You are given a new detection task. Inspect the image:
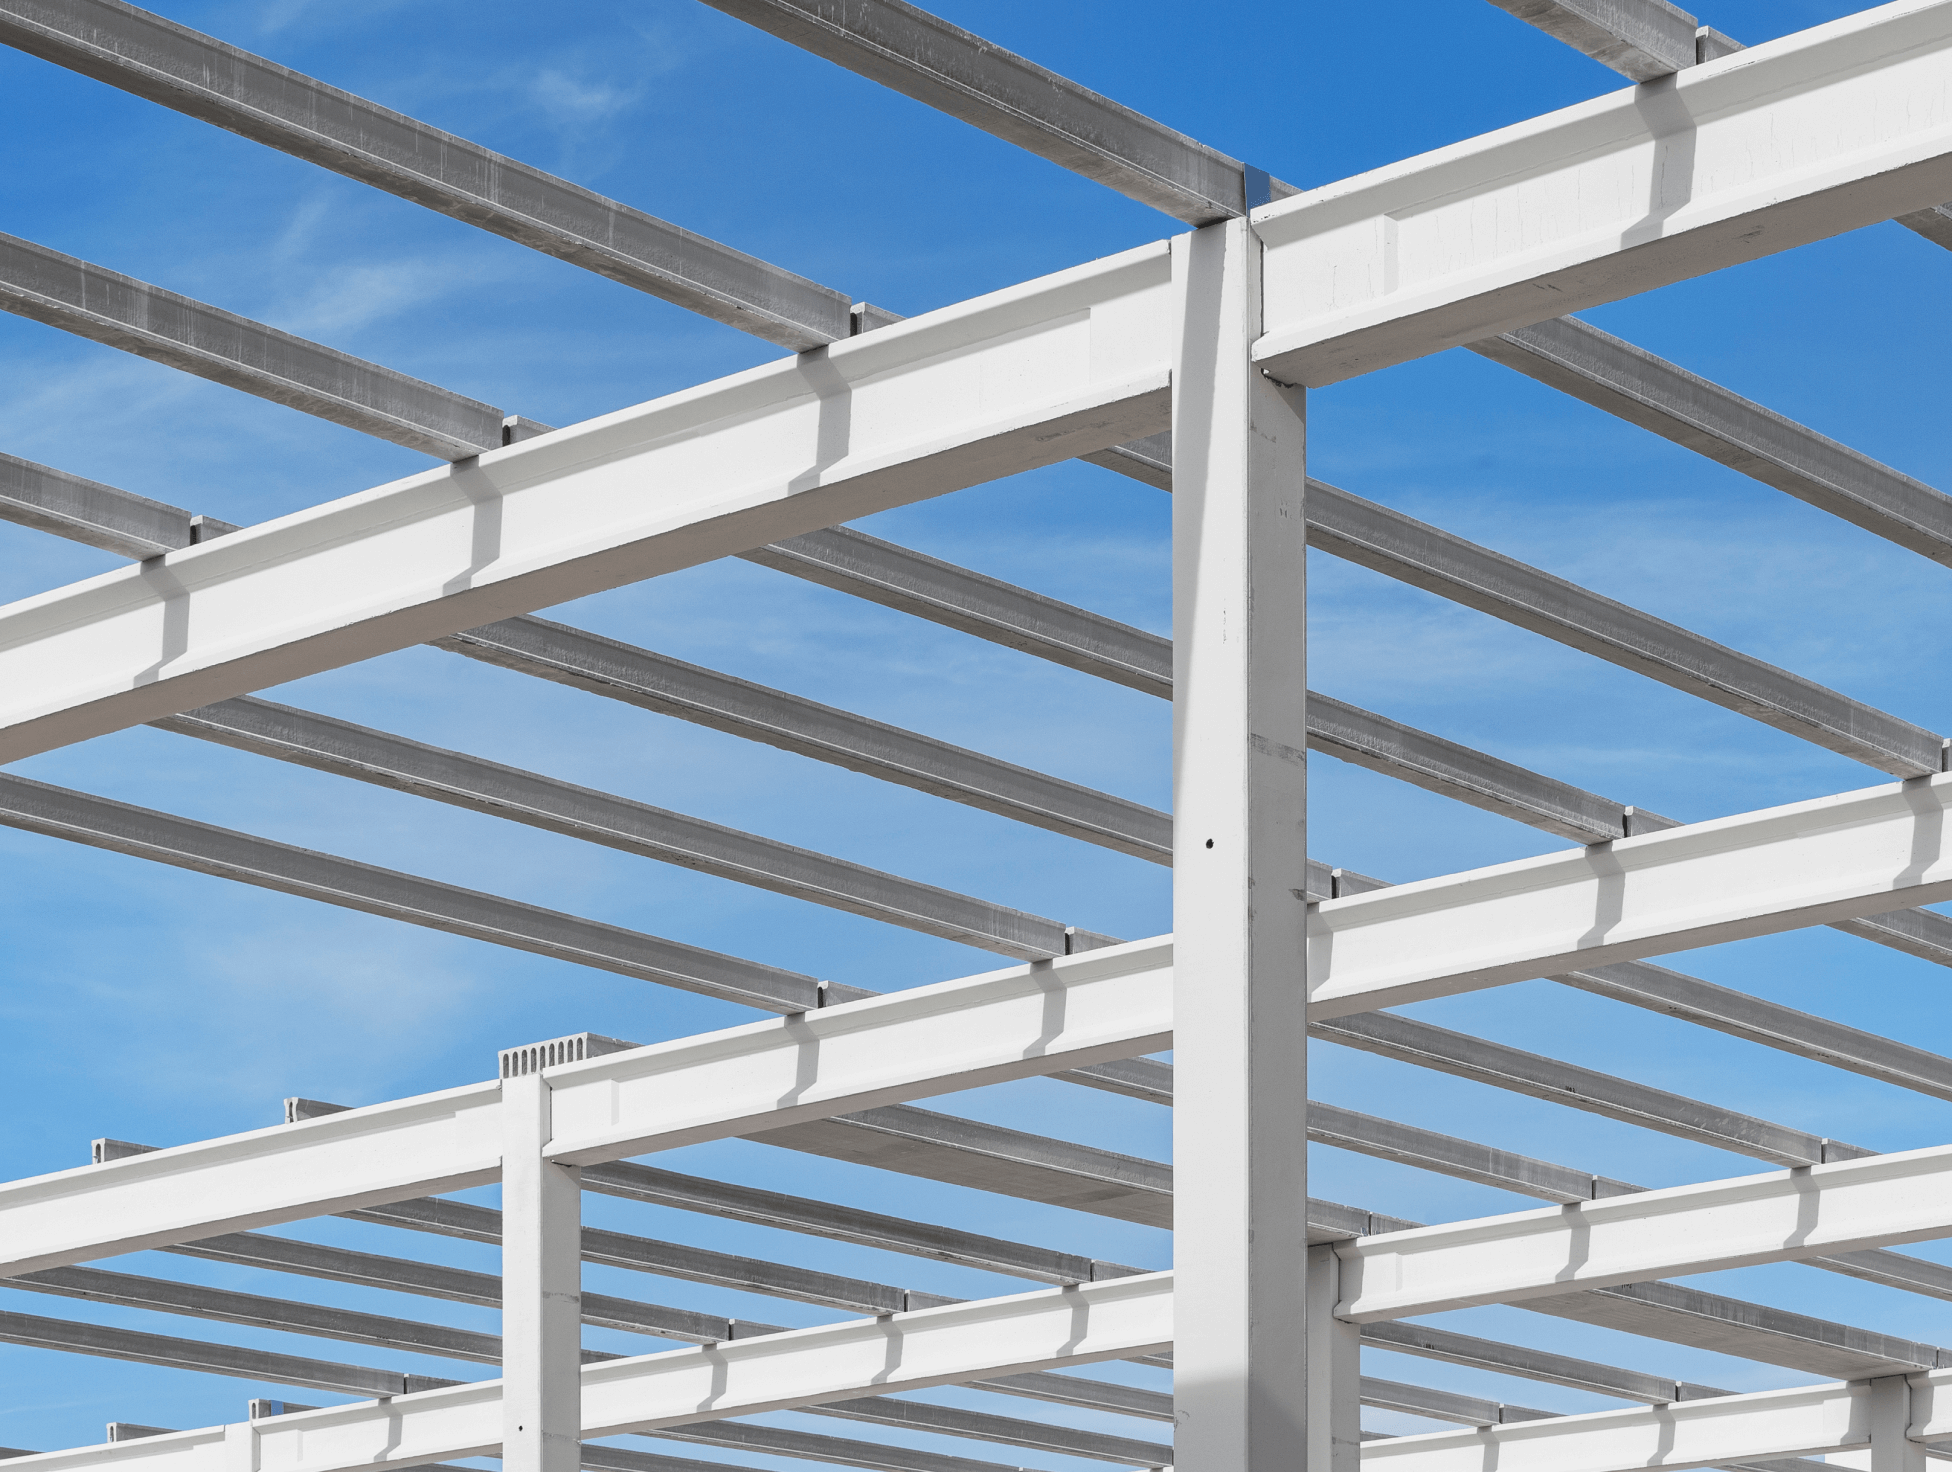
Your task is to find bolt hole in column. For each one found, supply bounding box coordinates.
[1206,839,1215,848]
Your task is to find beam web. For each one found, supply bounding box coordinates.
[1170,215,1310,1468]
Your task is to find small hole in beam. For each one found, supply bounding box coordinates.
[1205,839,1214,849]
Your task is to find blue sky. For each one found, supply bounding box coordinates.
[2,0,1950,1461]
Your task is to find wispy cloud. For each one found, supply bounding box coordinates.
[528,68,642,127]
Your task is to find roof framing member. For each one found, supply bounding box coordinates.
[1466,316,1952,568]
[0,233,505,460]
[0,1274,1175,1472]
[1334,1141,1952,1319]
[1251,1,1952,385]
[1481,5,1952,252]
[1482,0,1698,81]
[696,0,1291,224]
[22,452,1952,987]
[1307,479,1945,778]
[1308,773,1952,1016]
[0,238,1175,763]
[0,0,852,350]
[157,695,1122,961]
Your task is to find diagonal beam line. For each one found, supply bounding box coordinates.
[696,0,1292,225]
[0,0,853,350]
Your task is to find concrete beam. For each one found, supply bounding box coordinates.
[0,233,503,460]
[0,0,852,349]
[0,453,205,560]
[1307,479,1944,778]
[1254,3,1952,385]
[1468,316,1952,568]
[1308,773,1952,1017]
[1484,0,1698,82]
[0,772,837,1013]
[1334,1144,1952,1319]
[442,615,1173,863]
[159,695,1121,961]
[0,238,1173,762]
[697,0,1288,225]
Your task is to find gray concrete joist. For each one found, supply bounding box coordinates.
[1306,478,1945,778]
[1483,0,1699,81]
[440,616,1173,863]
[158,695,1120,962]
[0,233,504,460]
[696,0,1288,225]
[1468,316,1952,568]
[0,0,851,349]
[0,772,838,1014]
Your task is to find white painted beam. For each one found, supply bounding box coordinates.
[1308,773,1952,1018]
[1359,1376,1884,1472]
[0,1082,501,1278]
[0,241,1171,763]
[0,1275,1172,1472]
[0,940,1168,1273]
[1253,1,1952,385]
[1335,1143,1952,1321]
[542,936,1171,1164]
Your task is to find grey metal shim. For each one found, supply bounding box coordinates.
[1484,0,1699,82]
[0,0,851,349]
[696,0,1288,225]
[158,695,1121,961]
[1468,316,1952,567]
[0,232,504,460]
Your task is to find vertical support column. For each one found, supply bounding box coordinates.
[1305,1246,1361,1472]
[1870,1376,1927,1472]
[1170,214,1312,1472]
[503,1071,583,1472]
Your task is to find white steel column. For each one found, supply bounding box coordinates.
[1872,1377,1928,1472]
[1307,1244,1362,1472]
[502,1072,582,1472]
[1171,215,1312,1471]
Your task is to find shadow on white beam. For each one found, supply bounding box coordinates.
[1252,0,1952,385]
